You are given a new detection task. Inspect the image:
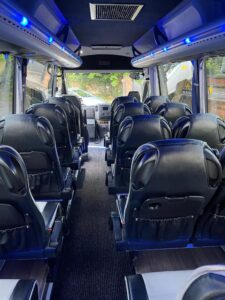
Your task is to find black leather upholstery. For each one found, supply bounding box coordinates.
[111,96,137,115]
[26,103,74,166]
[107,96,138,145]
[194,147,225,245]
[0,145,61,259]
[155,102,192,126]
[183,273,225,300]
[63,95,82,135]
[125,275,149,300]
[114,115,171,188]
[48,96,78,148]
[122,139,221,247]
[173,113,225,151]
[9,280,39,300]
[110,102,151,161]
[125,266,225,300]
[62,95,89,153]
[144,96,170,114]
[128,91,141,102]
[0,114,65,200]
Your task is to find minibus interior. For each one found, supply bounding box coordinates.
[2,0,225,299]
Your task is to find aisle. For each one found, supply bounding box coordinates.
[52,146,132,300]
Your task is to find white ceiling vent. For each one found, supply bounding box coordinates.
[90,3,143,21]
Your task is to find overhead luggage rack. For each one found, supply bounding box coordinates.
[0,0,82,68]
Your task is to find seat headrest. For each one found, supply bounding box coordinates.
[117,115,171,149]
[128,91,141,102]
[144,96,170,113]
[131,139,221,198]
[114,102,150,125]
[0,114,55,152]
[0,145,28,194]
[155,102,192,125]
[26,103,68,129]
[48,97,74,116]
[61,95,82,110]
[173,113,225,151]
[111,96,137,113]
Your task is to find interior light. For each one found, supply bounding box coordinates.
[184,37,191,44]
[20,16,29,27]
[48,36,53,44]
[163,47,168,52]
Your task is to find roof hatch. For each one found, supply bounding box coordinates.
[89,3,143,21]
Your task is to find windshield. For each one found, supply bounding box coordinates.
[65,72,144,106]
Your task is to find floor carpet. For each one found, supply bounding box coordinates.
[52,146,132,300]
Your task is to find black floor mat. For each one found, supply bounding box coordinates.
[52,147,132,300]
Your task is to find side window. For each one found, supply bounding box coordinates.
[142,80,150,102]
[25,60,52,110]
[55,68,63,96]
[206,56,225,118]
[158,61,193,108]
[0,54,14,116]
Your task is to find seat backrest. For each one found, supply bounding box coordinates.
[0,145,47,254]
[48,96,78,146]
[177,265,225,300]
[109,96,137,142]
[128,91,141,102]
[124,139,221,246]
[0,114,64,200]
[111,102,150,158]
[111,96,137,115]
[144,96,170,114]
[155,102,192,126]
[173,113,225,152]
[115,115,171,186]
[61,94,83,135]
[61,95,89,153]
[194,147,225,245]
[26,103,73,166]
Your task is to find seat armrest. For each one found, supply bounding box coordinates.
[49,219,63,248]
[104,134,111,147]
[105,148,114,166]
[41,202,60,230]
[111,211,122,241]
[116,194,128,224]
[78,136,84,144]
[125,275,149,300]
[0,279,39,300]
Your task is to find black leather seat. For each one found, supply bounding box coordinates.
[155,102,192,126]
[48,97,81,151]
[0,114,72,202]
[111,139,221,251]
[125,265,225,300]
[194,146,225,246]
[128,91,141,102]
[61,94,89,154]
[0,279,39,299]
[173,113,225,152]
[26,103,75,168]
[106,115,171,194]
[104,96,137,147]
[0,145,63,259]
[105,102,150,166]
[144,96,170,114]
